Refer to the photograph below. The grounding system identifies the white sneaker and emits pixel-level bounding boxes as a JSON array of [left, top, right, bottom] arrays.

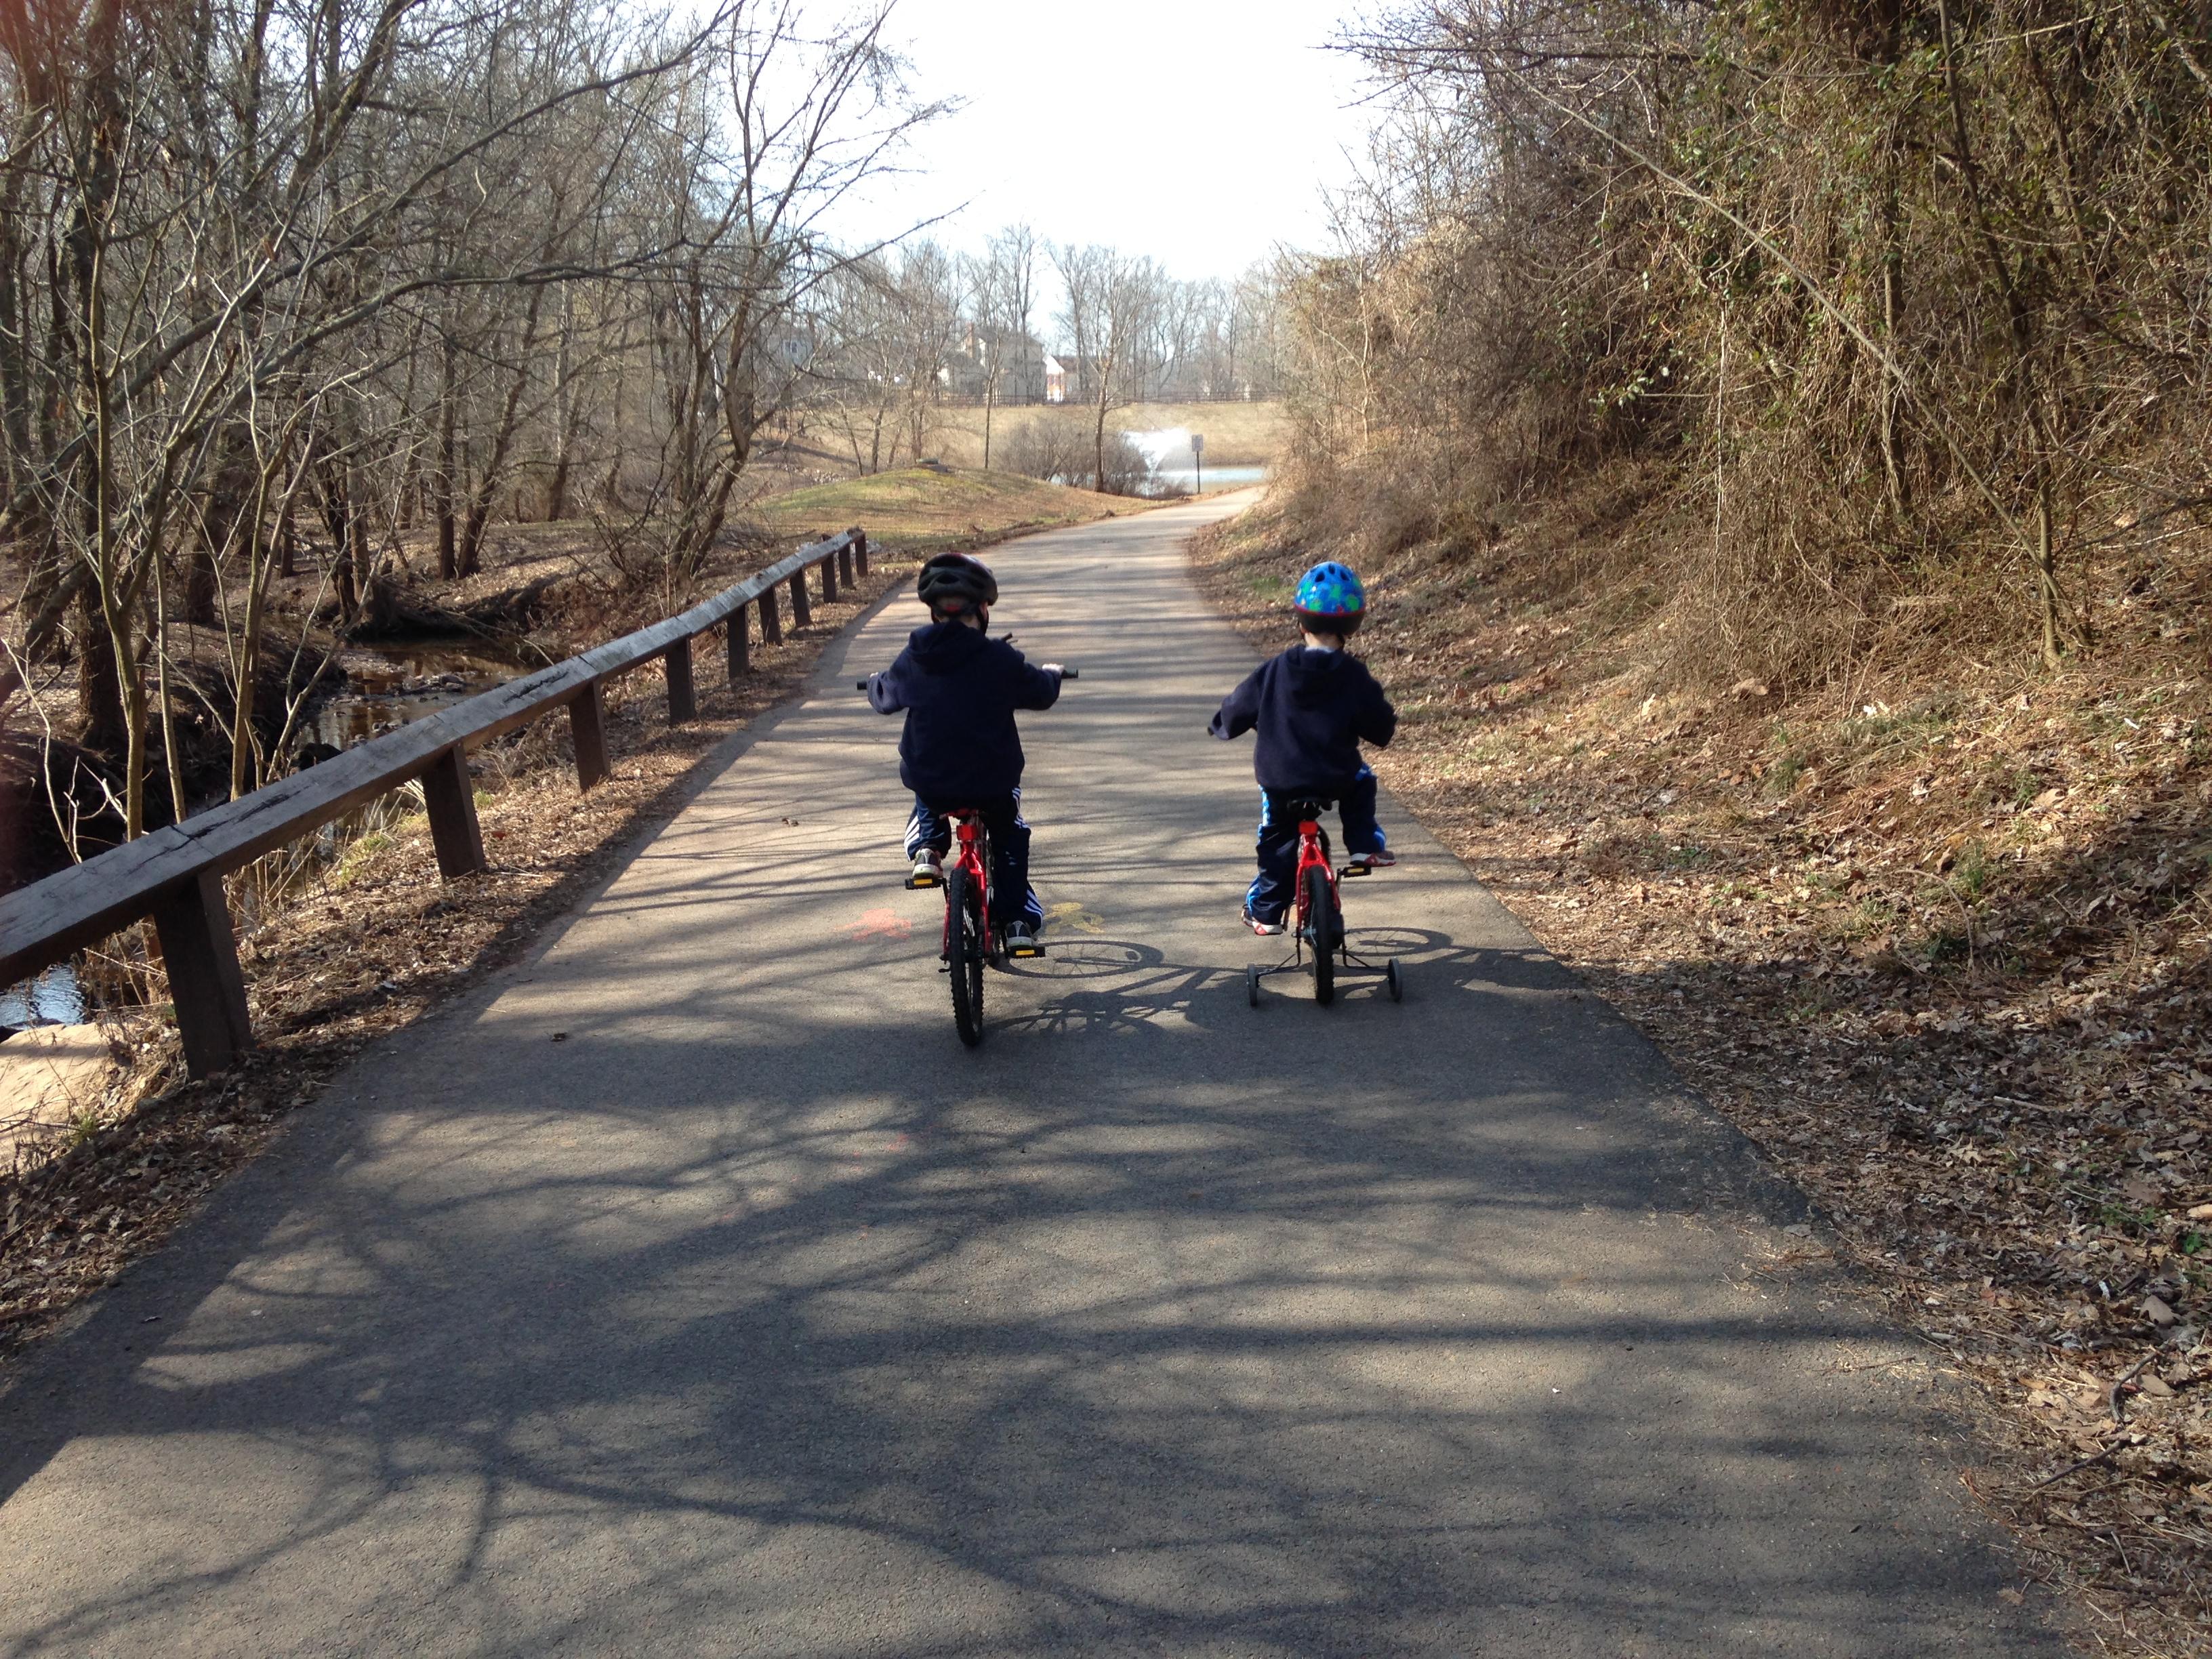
[[1349, 848, 1397, 869], [908, 851, 944, 887]]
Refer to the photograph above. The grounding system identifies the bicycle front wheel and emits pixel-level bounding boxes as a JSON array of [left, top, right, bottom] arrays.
[[945, 864, 986, 1046], [1305, 863, 1338, 1006]]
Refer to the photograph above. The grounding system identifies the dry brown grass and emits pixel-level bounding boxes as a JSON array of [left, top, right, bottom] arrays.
[[927, 401, 1286, 470], [1194, 488, 2212, 1657], [741, 464, 1136, 552]]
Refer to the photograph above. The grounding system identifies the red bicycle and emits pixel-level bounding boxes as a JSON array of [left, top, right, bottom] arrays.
[[859, 668, 1076, 1047], [1246, 798, 1402, 1008]]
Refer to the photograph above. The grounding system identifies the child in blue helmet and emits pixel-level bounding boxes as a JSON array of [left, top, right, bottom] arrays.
[[1208, 560, 1398, 934]]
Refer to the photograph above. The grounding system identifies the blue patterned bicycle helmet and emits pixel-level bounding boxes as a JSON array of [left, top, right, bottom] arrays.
[[1294, 561, 1367, 635]]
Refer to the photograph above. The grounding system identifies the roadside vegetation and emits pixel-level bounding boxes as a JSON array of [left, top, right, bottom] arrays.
[[929, 401, 1284, 474], [748, 466, 1134, 554], [1, 541, 918, 1361], [1228, 0, 2212, 1646]]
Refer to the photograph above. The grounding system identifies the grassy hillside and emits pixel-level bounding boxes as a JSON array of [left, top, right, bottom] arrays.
[[747, 465, 1137, 554], [927, 401, 1284, 470]]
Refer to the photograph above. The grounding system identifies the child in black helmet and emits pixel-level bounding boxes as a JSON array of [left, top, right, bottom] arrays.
[[1209, 560, 1397, 934], [865, 552, 1065, 948]]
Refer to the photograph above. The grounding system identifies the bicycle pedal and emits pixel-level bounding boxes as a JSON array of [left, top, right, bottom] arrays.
[[905, 874, 942, 890], [1006, 943, 1045, 959], [1338, 863, 1372, 878]]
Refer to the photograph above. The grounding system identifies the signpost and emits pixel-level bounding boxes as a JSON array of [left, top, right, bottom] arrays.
[[1191, 432, 1204, 495]]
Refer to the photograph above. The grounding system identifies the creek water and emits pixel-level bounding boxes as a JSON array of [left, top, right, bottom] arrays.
[[306, 644, 516, 751], [1146, 464, 1267, 494], [1119, 428, 1267, 496], [0, 964, 85, 1031], [0, 642, 518, 1027]]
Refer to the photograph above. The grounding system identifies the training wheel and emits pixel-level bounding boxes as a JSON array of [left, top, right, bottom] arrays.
[[1386, 959, 1403, 1002], [1246, 964, 1262, 1008]]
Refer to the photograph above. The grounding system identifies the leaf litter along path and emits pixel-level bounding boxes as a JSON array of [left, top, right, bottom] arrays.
[[1190, 503, 2212, 1657]]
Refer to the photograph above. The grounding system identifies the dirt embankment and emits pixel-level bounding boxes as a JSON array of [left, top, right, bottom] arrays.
[[1193, 492, 2212, 1654]]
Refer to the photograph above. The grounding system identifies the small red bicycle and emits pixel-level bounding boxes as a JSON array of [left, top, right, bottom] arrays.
[[904, 804, 1040, 1046], [1246, 798, 1403, 1008], [859, 668, 1076, 1047]]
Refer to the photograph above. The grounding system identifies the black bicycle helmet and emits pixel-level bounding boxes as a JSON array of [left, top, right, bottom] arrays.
[[916, 552, 998, 616]]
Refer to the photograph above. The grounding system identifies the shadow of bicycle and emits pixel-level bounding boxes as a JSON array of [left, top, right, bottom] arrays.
[[983, 927, 1583, 1039]]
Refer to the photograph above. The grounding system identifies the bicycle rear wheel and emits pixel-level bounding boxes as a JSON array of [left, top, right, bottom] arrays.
[[945, 865, 986, 1046], [1305, 863, 1337, 1006]]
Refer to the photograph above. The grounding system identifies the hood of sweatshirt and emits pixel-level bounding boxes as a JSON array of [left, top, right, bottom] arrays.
[[1282, 645, 1353, 706], [906, 620, 991, 672]]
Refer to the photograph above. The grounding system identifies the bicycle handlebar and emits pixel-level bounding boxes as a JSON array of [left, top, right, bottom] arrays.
[[857, 665, 1077, 691]]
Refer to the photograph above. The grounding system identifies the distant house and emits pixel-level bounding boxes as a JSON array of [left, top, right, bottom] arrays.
[[1042, 351, 1105, 405], [944, 327, 1050, 403]]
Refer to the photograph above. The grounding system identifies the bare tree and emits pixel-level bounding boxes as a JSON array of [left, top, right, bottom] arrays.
[[0, 0, 943, 836], [965, 222, 1035, 468], [1052, 243, 1164, 492]]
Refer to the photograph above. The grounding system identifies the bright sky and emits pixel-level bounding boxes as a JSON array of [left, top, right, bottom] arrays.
[[863, 0, 1382, 281]]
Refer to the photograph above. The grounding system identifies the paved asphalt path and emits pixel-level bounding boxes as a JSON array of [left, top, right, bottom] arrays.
[[0, 497, 2064, 1656]]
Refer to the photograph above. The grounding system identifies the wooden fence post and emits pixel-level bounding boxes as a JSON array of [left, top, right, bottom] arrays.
[[422, 743, 487, 880], [821, 550, 838, 603], [727, 602, 751, 676], [838, 541, 855, 586], [569, 682, 610, 790], [853, 531, 869, 575], [664, 637, 697, 723], [760, 584, 781, 644], [152, 870, 253, 1079], [789, 567, 813, 629]]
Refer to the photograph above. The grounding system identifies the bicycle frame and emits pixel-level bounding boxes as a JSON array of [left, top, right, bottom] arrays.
[[938, 810, 998, 964], [1288, 813, 1336, 949], [910, 807, 1043, 965], [1248, 798, 1402, 1007], [859, 665, 1071, 1046]]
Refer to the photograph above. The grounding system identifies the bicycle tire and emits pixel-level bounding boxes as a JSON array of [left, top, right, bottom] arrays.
[[945, 865, 986, 1046], [1305, 863, 1337, 1006]]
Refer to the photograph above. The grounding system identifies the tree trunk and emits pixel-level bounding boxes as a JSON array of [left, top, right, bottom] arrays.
[[77, 587, 125, 752], [457, 285, 546, 577], [1092, 374, 1111, 492], [436, 329, 458, 579]]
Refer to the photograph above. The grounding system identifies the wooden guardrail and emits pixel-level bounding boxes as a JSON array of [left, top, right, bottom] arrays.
[[0, 527, 869, 1079]]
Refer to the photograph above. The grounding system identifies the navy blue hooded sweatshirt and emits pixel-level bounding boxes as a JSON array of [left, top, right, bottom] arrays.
[[1209, 645, 1397, 796], [869, 621, 1062, 801]]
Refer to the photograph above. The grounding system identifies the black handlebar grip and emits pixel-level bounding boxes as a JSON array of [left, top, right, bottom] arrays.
[[1061, 667, 1079, 680], [855, 679, 868, 691]]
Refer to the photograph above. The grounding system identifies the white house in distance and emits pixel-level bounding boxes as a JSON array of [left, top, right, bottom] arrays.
[[1042, 351, 1104, 404]]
